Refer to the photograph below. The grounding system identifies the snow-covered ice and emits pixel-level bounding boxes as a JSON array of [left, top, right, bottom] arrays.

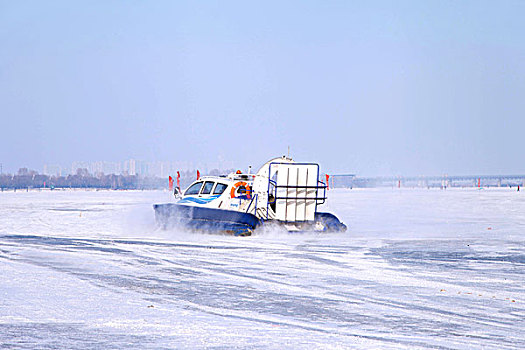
[[1, 188, 523, 349]]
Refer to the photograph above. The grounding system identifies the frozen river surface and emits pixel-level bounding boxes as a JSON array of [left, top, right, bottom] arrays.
[[1, 188, 524, 349]]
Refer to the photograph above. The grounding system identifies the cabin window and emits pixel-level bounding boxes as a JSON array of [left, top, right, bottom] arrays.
[[201, 181, 215, 195], [185, 182, 203, 195], [213, 183, 228, 195]]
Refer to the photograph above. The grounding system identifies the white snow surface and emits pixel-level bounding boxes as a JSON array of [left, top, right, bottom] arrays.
[[0, 188, 523, 349]]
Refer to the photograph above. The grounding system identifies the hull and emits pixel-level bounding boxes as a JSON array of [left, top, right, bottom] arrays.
[[153, 203, 261, 236], [275, 212, 347, 233], [313, 212, 347, 232], [153, 203, 346, 236]]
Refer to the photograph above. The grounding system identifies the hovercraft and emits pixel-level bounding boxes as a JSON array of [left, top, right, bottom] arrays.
[[153, 156, 346, 236]]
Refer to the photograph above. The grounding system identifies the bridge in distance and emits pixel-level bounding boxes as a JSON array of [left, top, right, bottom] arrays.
[[330, 174, 525, 188]]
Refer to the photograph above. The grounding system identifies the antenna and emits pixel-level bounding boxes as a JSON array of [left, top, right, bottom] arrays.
[[287, 146, 290, 158]]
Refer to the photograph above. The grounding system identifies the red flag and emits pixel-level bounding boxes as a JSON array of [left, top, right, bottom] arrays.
[[168, 176, 174, 191], [325, 174, 330, 191], [197, 170, 200, 180], [176, 171, 181, 189]]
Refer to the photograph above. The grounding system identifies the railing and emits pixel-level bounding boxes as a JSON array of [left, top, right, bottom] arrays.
[[245, 193, 258, 214], [268, 182, 327, 202]]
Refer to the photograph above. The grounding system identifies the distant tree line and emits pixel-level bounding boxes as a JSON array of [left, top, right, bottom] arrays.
[[0, 168, 236, 190]]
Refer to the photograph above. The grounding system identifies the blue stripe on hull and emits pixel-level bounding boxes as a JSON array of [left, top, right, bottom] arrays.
[[177, 195, 220, 205]]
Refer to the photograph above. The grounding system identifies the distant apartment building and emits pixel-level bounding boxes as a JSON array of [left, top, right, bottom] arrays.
[[43, 164, 62, 177], [90, 161, 122, 176], [123, 159, 148, 176]]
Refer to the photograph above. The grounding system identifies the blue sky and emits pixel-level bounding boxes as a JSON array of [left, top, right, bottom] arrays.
[[1, 1, 524, 175]]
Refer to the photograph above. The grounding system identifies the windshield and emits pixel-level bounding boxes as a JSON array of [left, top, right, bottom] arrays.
[[185, 182, 203, 195], [201, 181, 215, 195], [213, 183, 228, 195]]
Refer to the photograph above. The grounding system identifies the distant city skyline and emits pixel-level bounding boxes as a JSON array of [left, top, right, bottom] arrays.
[[37, 158, 239, 177], [1, 156, 524, 179]]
